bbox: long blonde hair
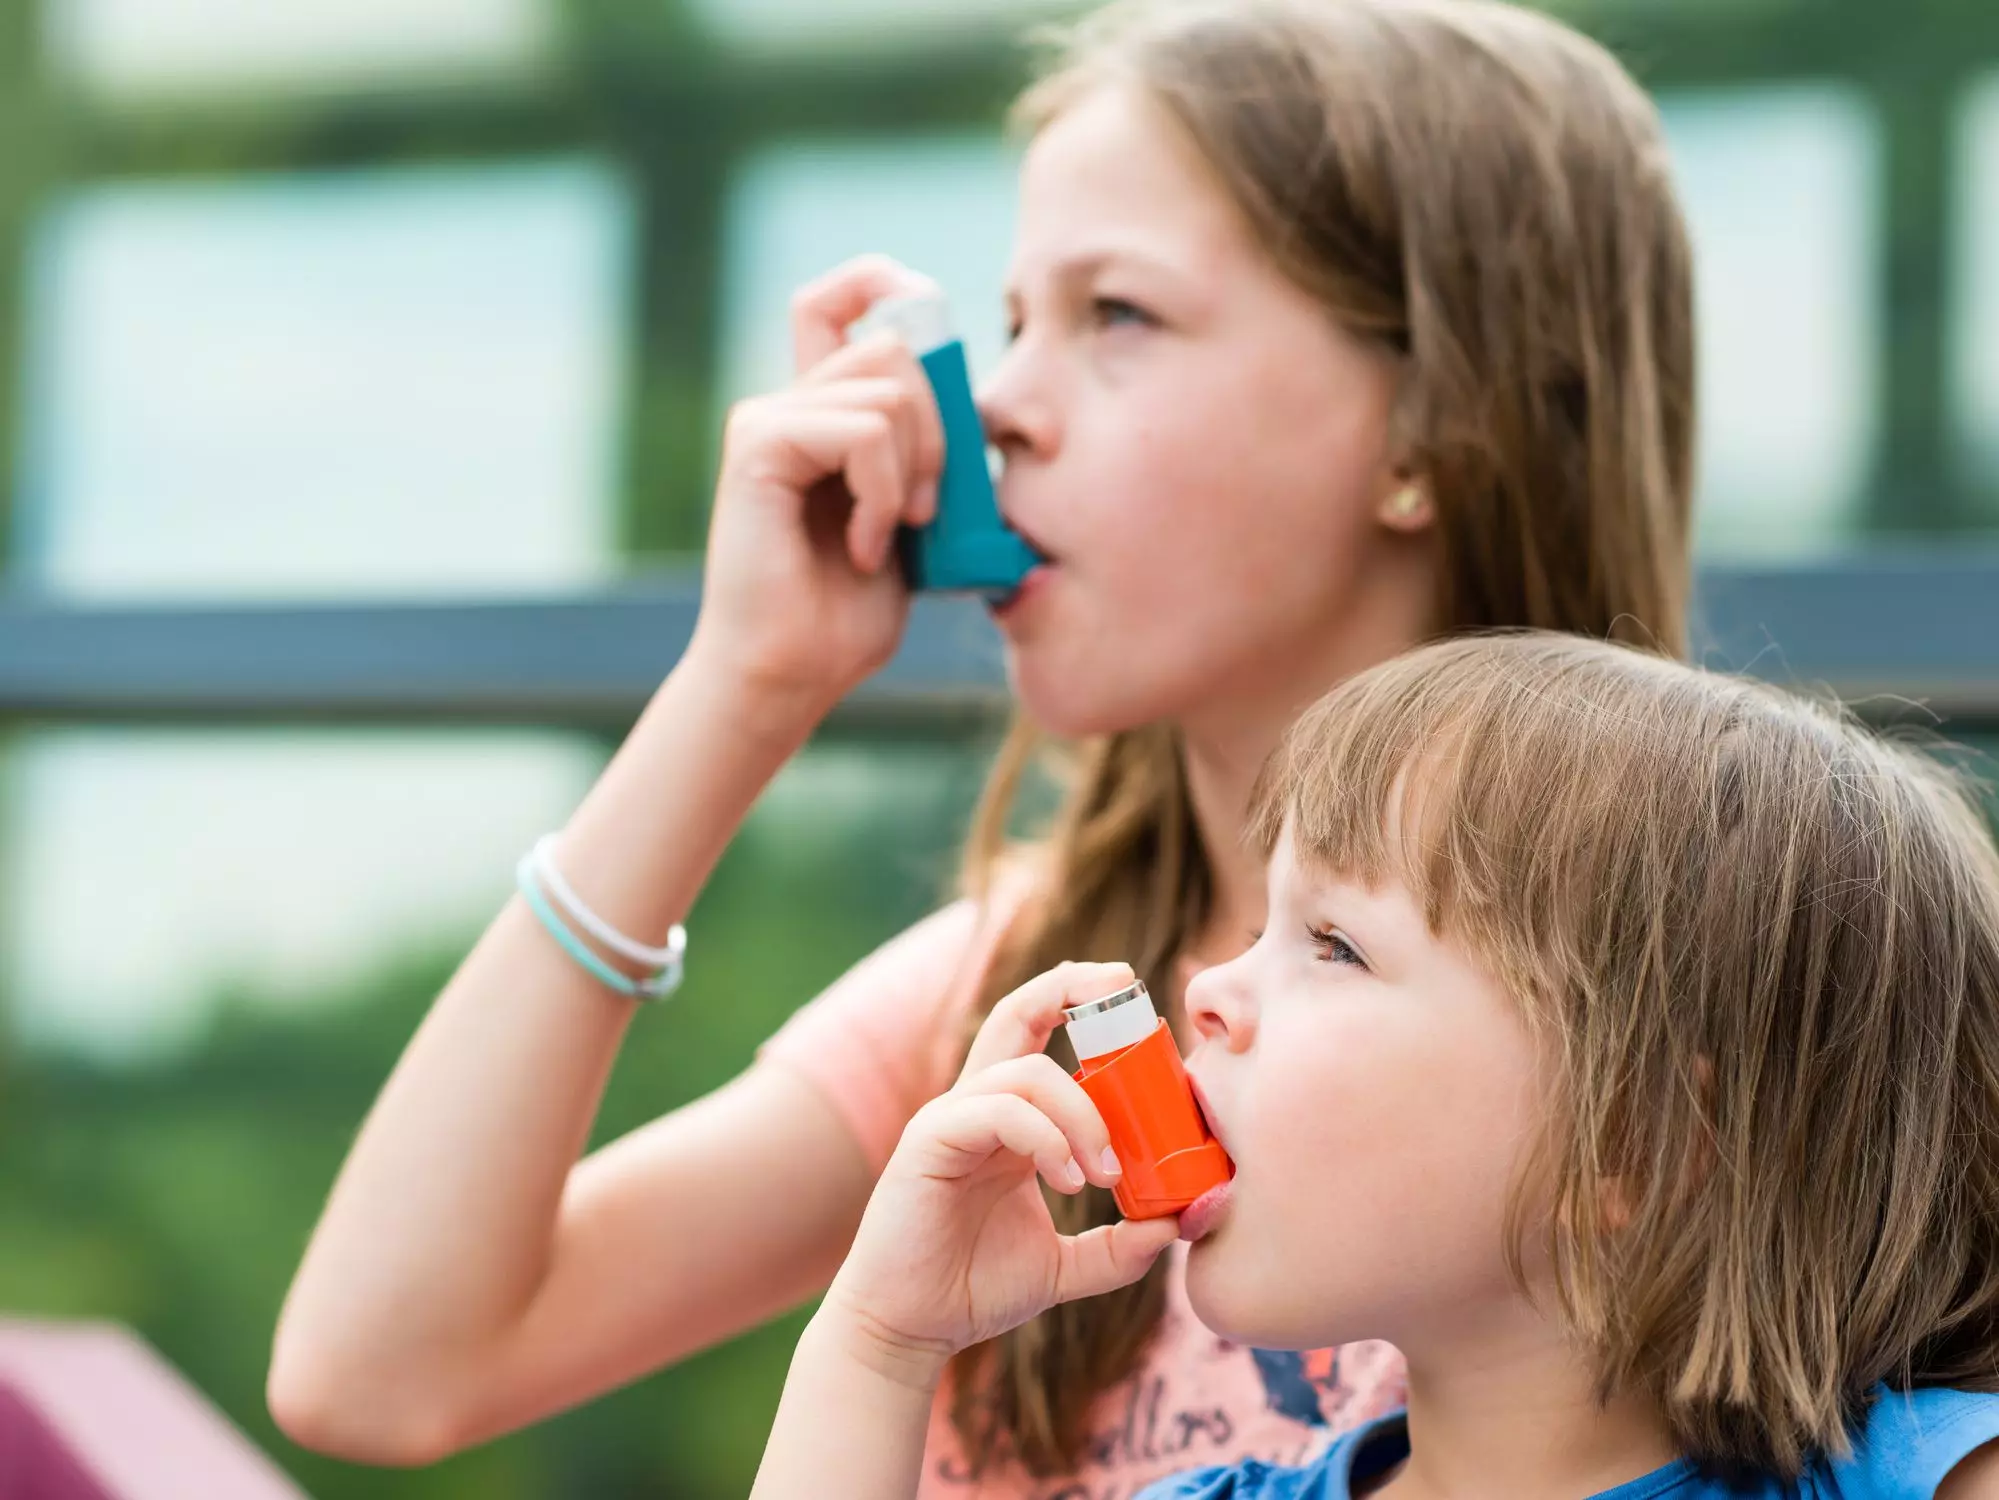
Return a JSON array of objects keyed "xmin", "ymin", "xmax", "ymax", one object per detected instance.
[
  {"xmin": 952, "ymin": 0, "xmax": 1698, "ymax": 1474},
  {"xmin": 1249, "ymin": 633, "xmax": 1999, "ymax": 1477}
]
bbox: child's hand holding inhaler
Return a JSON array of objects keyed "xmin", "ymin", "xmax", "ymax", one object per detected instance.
[{"xmin": 819, "ymin": 962, "xmax": 1229, "ymax": 1384}]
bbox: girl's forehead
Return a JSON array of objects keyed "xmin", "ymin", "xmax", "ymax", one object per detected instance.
[
  {"xmin": 1013, "ymin": 89, "xmax": 1246, "ymax": 265},
  {"xmin": 1270, "ymin": 824, "xmax": 1408, "ymax": 910},
  {"xmin": 1020, "ymin": 84, "xmax": 1188, "ymax": 189},
  {"xmin": 1271, "ymin": 761, "xmax": 1444, "ymax": 884}
]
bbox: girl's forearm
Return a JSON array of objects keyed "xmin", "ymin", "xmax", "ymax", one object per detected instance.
[
  {"xmin": 750, "ymin": 1306, "xmax": 947, "ymax": 1500},
  {"xmin": 270, "ymin": 650, "xmax": 822, "ymax": 1456}
]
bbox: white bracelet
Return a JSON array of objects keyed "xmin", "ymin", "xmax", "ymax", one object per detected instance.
[{"xmin": 530, "ymin": 835, "xmax": 687, "ymax": 997}]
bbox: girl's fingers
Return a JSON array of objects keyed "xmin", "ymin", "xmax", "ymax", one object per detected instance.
[
  {"xmin": 728, "ymin": 389, "xmax": 914, "ymax": 575},
  {"xmin": 954, "ymin": 1054, "xmax": 1121, "ymax": 1189},
  {"xmin": 801, "ymin": 337, "xmax": 945, "ymax": 525},
  {"xmin": 961, "ymin": 961, "xmax": 1137, "ymax": 1078},
  {"xmin": 1052, "ymin": 1217, "xmax": 1182, "ymax": 1306},
  {"xmin": 834, "ymin": 413, "xmax": 908, "ymax": 575},
  {"xmin": 789, "ymin": 361, "xmax": 944, "ymax": 539},
  {"xmin": 791, "ymin": 254, "xmax": 942, "ymax": 373},
  {"xmin": 920, "ymin": 1092, "xmax": 1090, "ymax": 1197}
]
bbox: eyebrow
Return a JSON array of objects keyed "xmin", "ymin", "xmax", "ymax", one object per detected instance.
[
  {"xmin": 1002, "ymin": 244, "xmax": 1193, "ymax": 309},
  {"xmin": 1289, "ymin": 871, "xmax": 1395, "ymax": 949}
]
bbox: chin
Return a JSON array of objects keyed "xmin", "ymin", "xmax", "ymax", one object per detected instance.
[
  {"xmin": 1184, "ymin": 1280, "xmax": 1292, "ymax": 1350},
  {"xmin": 1185, "ymin": 1237, "xmax": 1368, "ymax": 1353},
  {"xmin": 1003, "ymin": 654, "xmax": 1161, "ymax": 740},
  {"xmin": 1183, "ymin": 1235, "xmax": 1275, "ymax": 1346}
]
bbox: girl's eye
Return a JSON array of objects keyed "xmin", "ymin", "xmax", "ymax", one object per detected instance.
[
  {"xmin": 1307, "ymin": 925, "xmax": 1367, "ymax": 968},
  {"xmin": 1091, "ymin": 295, "xmax": 1155, "ymax": 330}
]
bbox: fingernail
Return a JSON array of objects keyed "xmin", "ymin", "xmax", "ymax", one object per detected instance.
[
  {"xmin": 1065, "ymin": 1159, "xmax": 1086, "ymax": 1189},
  {"xmin": 916, "ymin": 479, "xmax": 938, "ymax": 519},
  {"xmin": 1100, "ymin": 1148, "xmax": 1122, "ymax": 1178}
]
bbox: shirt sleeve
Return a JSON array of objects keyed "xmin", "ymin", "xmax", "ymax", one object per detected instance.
[
  {"xmin": 756, "ymin": 867, "xmax": 1038, "ymax": 1174},
  {"xmin": 1134, "ymin": 1459, "xmax": 1335, "ymax": 1499},
  {"xmin": 1134, "ymin": 1465, "xmax": 1249, "ymax": 1499},
  {"xmin": 1836, "ymin": 1386, "xmax": 1999, "ymax": 1498}
]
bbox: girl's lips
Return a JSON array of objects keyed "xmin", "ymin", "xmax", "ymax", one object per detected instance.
[
  {"xmin": 987, "ymin": 561, "xmax": 1053, "ymax": 618},
  {"xmin": 1178, "ymin": 1070, "xmax": 1237, "ymax": 1243},
  {"xmin": 1187, "ymin": 1072, "xmax": 1232, "ymax": 1158},
  {"xmin": 1178, "ymin": 1179, "xmax": 1234, "ymax": 1243},
  {"xmin": 1000, "ymin": 506, "xmax": 1053, "ymax": 561}
]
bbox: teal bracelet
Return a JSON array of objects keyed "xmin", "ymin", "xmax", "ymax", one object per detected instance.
[{"xmin": 515, "ymin": 852, "xmax": 675, "ymax": 1001}]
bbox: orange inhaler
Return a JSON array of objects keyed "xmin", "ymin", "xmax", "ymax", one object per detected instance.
[{"xmin": 1062, "ymin": 980, "xmax": 1233, "ymax": 1220}]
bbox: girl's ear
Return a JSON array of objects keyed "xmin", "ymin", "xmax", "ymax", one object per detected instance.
[
  {"xmin": 1598, "ymin": 1176, "xmax": 1638, "ymax": 1234},
  {"xmin": 1601, "ymin": 1055, "xmax": 1716, "ymax": 1233},
  {"xmin": 1682, "ymin": 1054, "xmax": 1717, "ymax": 1196},
  {"xmin": 1376, "ymin": 475, "xmax": 1435, "ymax": 533}
]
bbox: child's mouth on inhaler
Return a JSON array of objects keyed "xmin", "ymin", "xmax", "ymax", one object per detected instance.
[
  {"xmin": 986, "ymin": 559, "xmax": 1052, "ymax": 617},
  {"xmin": 1176, "ymin": 1178, "xmax": 1234, "ymax": 1245},
  {"xmin": 1061, "ymin": 979, "xmax": 1237, "ymax": 1242},
  {"xmin": 1177, "ymin": 1073, "xmax": 1235, "ymax": 1244}
]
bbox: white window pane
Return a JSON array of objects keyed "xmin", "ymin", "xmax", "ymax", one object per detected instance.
[
  {"xmin": 690, "ymin": 0, "xmax": 1073, "ymax": 53},
  {"xmin": 1953, "ymin": 74, "xmax": 1999, "ymax": 494},
  {"xmin": 2, "ymin": 731, "xmax": 604, "ymax": 1061},
  {"xmin": 720, "ymin": 135, "xmax": 1020, "ymax": 402},
  {"xmin": 19, "ymin": 160, "xmax": 633, "ymax": 600},
  {"xmin": 1660, "ymin": 86, "xmax": 1882, "ymax": 558},
  {"xmin": 44, "ymin": 0, "xmax": 552, "ymax": 99}
]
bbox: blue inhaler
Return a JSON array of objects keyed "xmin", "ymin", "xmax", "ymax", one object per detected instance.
[{"xmin": 845, "ymin": 293, "xmax": 1043, "ymax": 597}]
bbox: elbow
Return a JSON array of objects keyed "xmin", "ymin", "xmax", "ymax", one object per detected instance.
[{"xmin": 266, "ymin": 1340, "xmax": 465, "ymax": 1468}]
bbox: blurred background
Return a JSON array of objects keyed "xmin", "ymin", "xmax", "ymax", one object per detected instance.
[{"xmin": 0, "ymin": 0, "xmax": 1996, "ymax": 1495}]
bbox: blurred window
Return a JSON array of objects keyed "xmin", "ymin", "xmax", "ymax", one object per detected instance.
[
  {"xmin": 2, "ymin": 729, "xmax": 604, "ymax": 1061},
  {"xmin": 0, "ymin": 732, "xmax": 984, "ymax": 1063},
  {"xmin": 16, "ymin": 160, "xmax": 634, "ymax": 600},
  {"xmin": 720, "ymin": 135, "xmax": 1020, "ymax": 404},
  {"xmin": 1659, "ymin": 85, "xmax": 1882, "ymax": 558},
  {"xmin": 6, "ymin": 159, "xmax": 638, "ymax": 1062},
  {"xmin": 43, "ymin": 0, "xmax": 552, "ymax": 101},
  {"xmin": 1953, "ymin": 73, "xmax": 1999, "ymax": 499},
  {"xmin": 688, "ymin": 0, "xmax": 1075, "ymax": 54}
]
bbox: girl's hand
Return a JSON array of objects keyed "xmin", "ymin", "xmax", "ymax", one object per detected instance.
[
  {"xmin": 687, "ymin": 255, "xmax": 947, "ymax": 717},
  {"xmin": 821, "ymin": 962, "xmax": 1182, "ymax": 1384}
]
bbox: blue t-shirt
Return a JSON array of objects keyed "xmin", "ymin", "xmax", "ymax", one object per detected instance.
[{"xmin": 1137, "ymin": 1387, "xmax": 1999, "ymax": 1500}]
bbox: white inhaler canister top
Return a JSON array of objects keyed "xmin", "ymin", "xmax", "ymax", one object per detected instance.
[
  {"xmin": 1063, "ymin": 980, "xmax": 1159, "ymax": 1064},
  {"xmin": 845, "ymin": 292, "xmax": 955, "ymax": 358}
]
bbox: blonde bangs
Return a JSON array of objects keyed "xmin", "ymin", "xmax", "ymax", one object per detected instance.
[{"xmin": 1248, "ymin": 632, "xmax": 1684, "ymax": 1027}]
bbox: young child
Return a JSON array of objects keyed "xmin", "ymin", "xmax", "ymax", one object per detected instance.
[{"xmin": 752, "ymin": 633, "xmax": 1999, "ymax": 1499}]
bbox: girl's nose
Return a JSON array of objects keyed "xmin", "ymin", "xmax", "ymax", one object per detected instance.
[
  {"xmin": 976, "ymin": 335, "xmax": 1058, "ymax": 462},
  {"xmin": 1185, "ymin": 954, "xmax": 1258, "ymax": 1051}
]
